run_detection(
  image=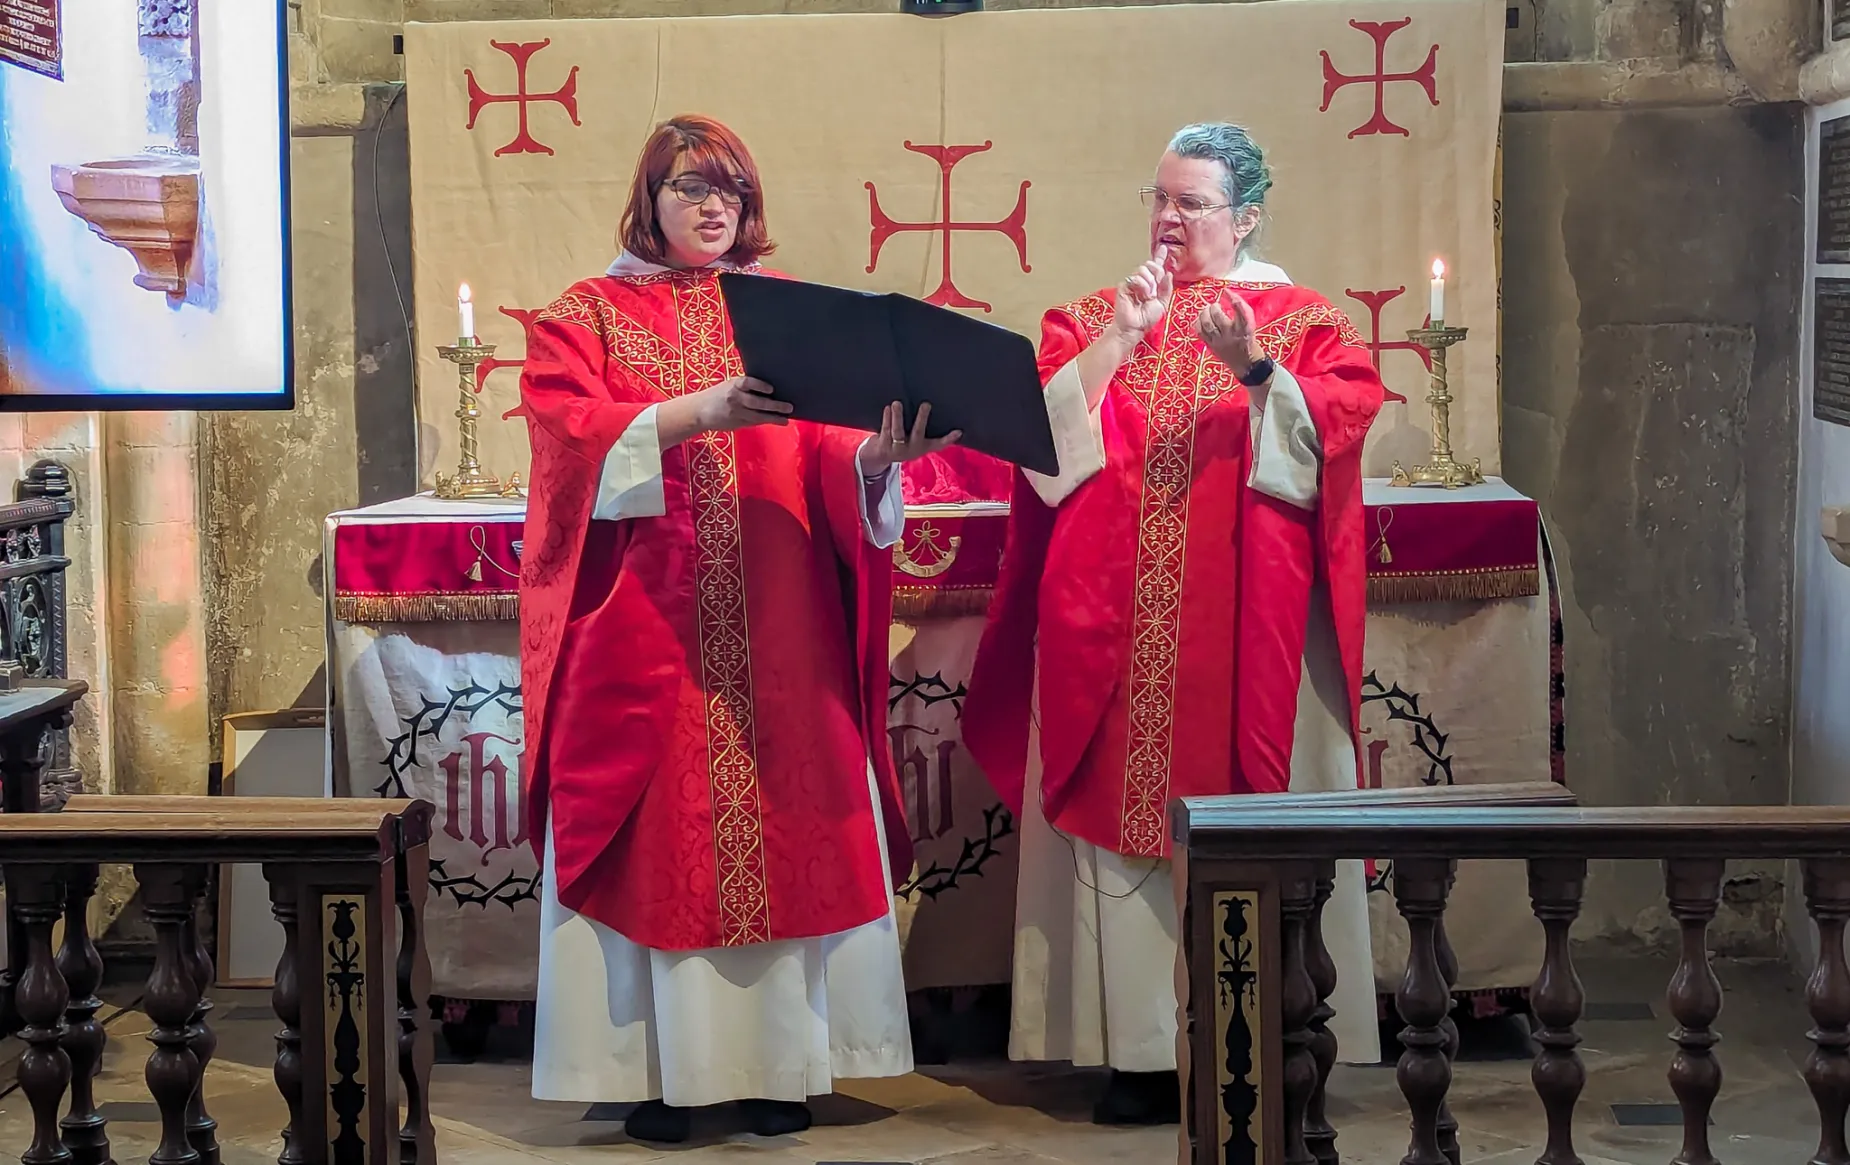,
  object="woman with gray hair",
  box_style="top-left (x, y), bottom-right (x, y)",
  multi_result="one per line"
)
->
top-left (966, 122), bottom-right (1388, 1125)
